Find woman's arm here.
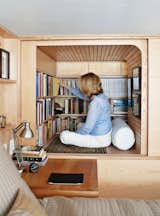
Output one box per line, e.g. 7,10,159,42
69,87,90,101
76,99,101,135
60,83,89,101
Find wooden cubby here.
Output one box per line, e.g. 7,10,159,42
21,40,147,155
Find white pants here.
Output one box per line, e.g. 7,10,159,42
60,130,112,148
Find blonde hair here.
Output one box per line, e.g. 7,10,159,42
79,72,103,97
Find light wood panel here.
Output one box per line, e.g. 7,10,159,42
128,108,141,153
98,158,160,199
126,46,142,154
37,48,56,75
148,39,160,156
0,39,21,125
22,159,98,198
56,62,88,77
0,26,17,38
89,61,128,76
21,42,37,144
39,45,139,62
56,61,128,77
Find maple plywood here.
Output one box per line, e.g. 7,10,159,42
37,48,56,75
0,39,20,125
98,158,160,199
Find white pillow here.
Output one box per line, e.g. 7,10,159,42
111,118,135,150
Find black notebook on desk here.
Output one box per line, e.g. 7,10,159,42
48,173,84,185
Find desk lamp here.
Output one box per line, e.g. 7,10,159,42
13,121,34,173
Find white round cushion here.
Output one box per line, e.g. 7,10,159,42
111,118,135,150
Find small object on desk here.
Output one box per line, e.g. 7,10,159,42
29,163,39,173
0,115,6,128
48,173,84,185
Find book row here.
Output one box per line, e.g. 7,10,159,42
56,116,85,133
36,97,89,126
36,72,60,97
36,116,85,145
36,119,56,146
36,98,54,125
36,72,128,98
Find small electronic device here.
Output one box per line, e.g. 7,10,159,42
29,163,39,173
48,173,84,185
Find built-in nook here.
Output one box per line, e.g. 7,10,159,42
36,44,142,155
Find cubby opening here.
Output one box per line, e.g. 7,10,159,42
36,45,142,155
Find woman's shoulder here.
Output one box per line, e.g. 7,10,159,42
92,94,108,104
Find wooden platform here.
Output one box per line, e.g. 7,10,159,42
22,159,98,198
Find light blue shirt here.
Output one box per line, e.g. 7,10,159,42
69,88,112,136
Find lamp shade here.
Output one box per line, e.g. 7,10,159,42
19,122,34,138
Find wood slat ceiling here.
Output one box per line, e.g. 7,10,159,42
39,45,141,62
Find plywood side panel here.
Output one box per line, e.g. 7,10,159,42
125,46,142,154
0,84,17,124
37,48,56,75
56,62,88,77
148,40,160,155
148,40,160,156
89,61,128,76
21,42,36,142
98,159,160,199
128,108,141,153
56,61,128,77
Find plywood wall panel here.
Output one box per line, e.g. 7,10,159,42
21,42,37,141
56,61,128,77
148,39,160,156
128,108,141,153
98,158,160,199
0,39,20,125
37,48,56,75
126,47,142,154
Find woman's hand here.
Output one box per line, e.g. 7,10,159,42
60,83,69,90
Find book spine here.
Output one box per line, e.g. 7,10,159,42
13,155,47,162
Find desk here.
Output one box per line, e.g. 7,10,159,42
22,159,98,198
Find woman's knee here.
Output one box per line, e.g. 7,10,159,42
60,130,69,143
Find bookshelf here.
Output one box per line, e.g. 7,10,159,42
36,72,57,147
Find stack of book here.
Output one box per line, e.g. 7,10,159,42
13,146,48,165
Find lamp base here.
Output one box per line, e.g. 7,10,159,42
17,164,26,174
18,167,25,174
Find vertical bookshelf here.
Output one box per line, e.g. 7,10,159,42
36,72,57,147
